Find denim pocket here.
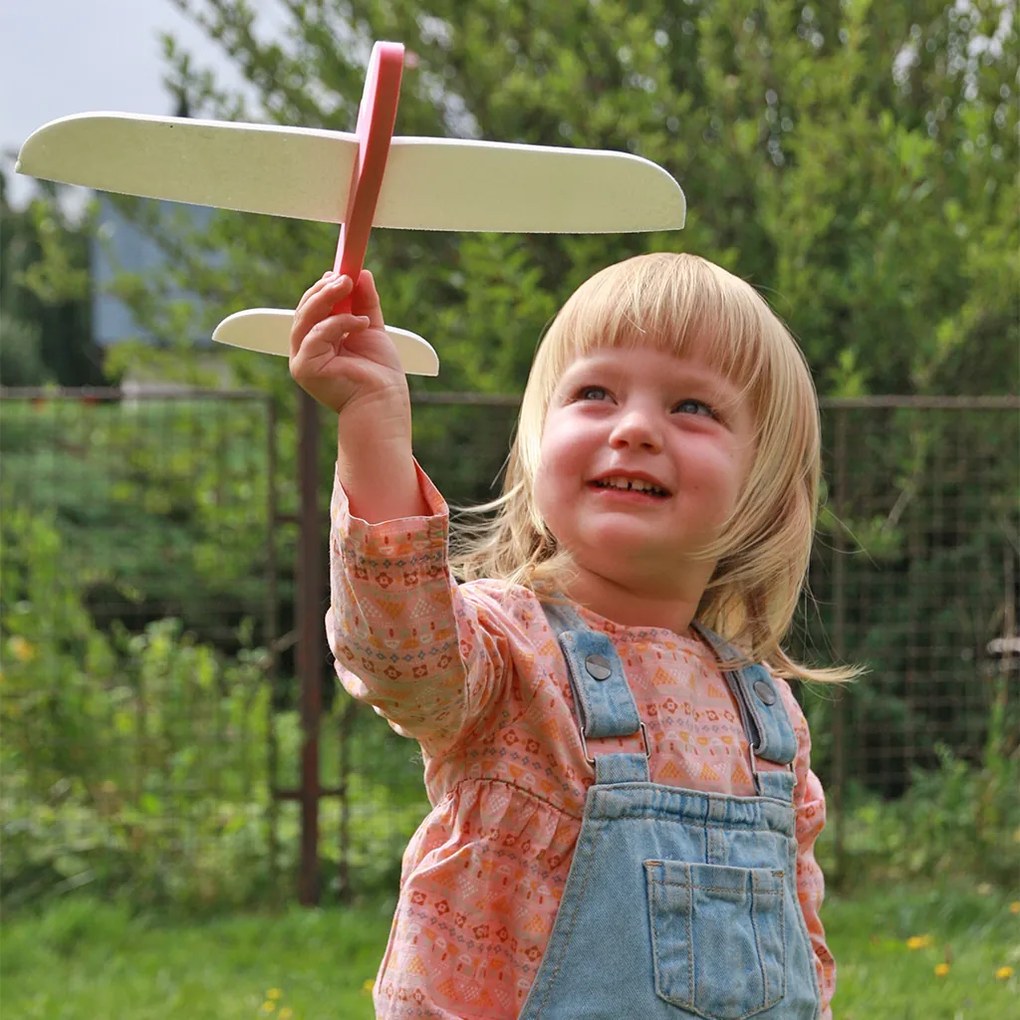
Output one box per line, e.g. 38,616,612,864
644,860,786,1019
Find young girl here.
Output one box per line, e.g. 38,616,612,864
290,253,846,1019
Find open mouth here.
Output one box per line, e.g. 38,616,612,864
591,476,670,498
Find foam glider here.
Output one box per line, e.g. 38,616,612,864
16,41,686,376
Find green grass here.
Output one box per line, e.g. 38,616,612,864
0,897,391,1019
2,883,1017,1018
825,882,1020,1018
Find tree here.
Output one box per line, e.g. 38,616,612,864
134,0,1018,399
0,174,106,387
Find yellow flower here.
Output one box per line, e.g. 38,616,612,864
266,989,282,1001
996,967,1014,981
9,636,36,663
261,1003,276,1014
1009,902,1020,915
279,1010,293,1020
934,963,950,978
906,935,933,950
362,979,375,994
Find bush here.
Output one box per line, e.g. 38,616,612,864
822,695,1020,889
0,396,274,651
1,510,274,912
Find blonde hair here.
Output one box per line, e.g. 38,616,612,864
452,252,854,683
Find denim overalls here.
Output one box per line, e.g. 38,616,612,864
520,604,820,1020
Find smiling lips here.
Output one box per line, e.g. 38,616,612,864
590,474,671,498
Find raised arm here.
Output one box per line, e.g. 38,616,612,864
291,270,511,752
289,269,428,522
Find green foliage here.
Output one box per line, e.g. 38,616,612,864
821,718,1020,889
0,491,428,908
269,706,430,899
411,398,520,505
793,403,1019,794
98,0,1017,402
1,509,273,911
0,313,54,387
0,177,106,386
0,396,275,647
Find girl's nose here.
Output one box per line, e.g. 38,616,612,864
608,407,663,451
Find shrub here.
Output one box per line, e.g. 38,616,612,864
2,510,274,911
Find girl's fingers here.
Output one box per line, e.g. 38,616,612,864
351,270,386,330
289,268,387,366
293,311,370,363
296,271,337,311
291,274,355,357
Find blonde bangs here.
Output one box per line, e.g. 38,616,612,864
529,254,778,414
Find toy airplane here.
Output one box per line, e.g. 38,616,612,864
17,41,686,376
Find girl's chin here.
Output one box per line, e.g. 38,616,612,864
578,523,683,551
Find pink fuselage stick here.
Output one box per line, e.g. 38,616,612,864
332,41,404,314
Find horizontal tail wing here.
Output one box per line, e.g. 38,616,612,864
212,309,440,377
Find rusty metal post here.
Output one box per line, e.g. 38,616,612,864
265,395,282,895
296,389,324,905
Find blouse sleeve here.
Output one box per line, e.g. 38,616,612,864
778,682,836,1017
325,461,512,756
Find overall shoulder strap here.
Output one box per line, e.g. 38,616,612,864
542,601,649,784
692,623,798,801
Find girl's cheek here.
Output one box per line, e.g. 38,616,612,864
533,468,561,522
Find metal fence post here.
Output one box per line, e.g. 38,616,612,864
265,396,282,895
296,390,324,906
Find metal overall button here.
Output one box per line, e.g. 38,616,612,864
753,678,777,705
584,653,612,681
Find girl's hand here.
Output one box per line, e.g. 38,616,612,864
290,270,424,521
289,270,407,416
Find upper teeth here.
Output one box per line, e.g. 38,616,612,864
596,476,666,495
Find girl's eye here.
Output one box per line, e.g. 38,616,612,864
674,398,717,419
578,385,609,401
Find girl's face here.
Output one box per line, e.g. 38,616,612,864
534,342,756,607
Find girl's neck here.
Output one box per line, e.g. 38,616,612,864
562,567,705,636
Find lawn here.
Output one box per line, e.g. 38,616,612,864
2,882,1017,1018
827,882,1018,1018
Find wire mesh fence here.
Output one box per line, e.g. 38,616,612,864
2,389,1017,906
800,399,1018,774
800,398,1019,880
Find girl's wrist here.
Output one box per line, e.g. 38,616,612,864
335,415,427,523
